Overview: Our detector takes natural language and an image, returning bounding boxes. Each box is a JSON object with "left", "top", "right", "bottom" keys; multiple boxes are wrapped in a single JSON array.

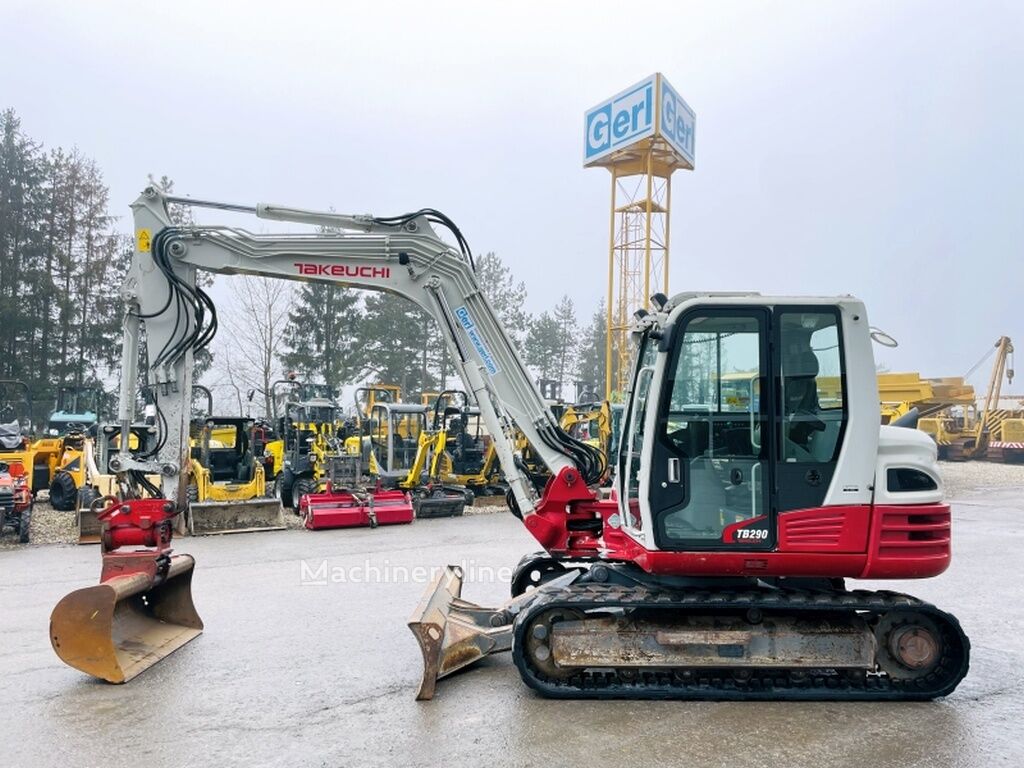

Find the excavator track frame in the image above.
[{"left": 511, "top": 582, "right": 969, "bottom": 700}]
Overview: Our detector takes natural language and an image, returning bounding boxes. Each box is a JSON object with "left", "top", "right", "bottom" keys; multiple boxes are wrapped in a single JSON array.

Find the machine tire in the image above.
[
  {"left": 291, "top": 477, "right": 317, "bottom": 512},
  {"left": 77, "top": 486, "right": 98, "bottom": 512},
  {"left": 49, "top": 471, "right": 78, "bottom": 512},
  {"left": 278, "top": 469, "right": 295, "bottom": 509},
  {"left": 18, "top": 502, "right": 31, "bottom": 543}
]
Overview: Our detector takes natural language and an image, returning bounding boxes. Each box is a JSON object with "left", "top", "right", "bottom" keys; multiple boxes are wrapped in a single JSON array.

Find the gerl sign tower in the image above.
[{"left": 584, "top": 73, "right": 695, "bottom": 398}]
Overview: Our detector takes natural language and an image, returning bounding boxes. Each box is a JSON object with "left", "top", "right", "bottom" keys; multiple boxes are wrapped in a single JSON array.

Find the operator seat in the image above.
[{"left": 783, "top": 342, "right": 824, "bottom": 452}]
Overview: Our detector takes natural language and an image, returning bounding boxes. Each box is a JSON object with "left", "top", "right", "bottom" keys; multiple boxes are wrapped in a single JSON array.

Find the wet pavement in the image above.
[{"left": 1, "top": 485, "right": 1022, "bottom": 768}]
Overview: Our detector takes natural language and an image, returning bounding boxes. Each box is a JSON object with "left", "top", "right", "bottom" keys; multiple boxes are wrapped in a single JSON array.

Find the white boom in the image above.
[{"left": 115, "top": 187, "right": 601, "bottom": 516}]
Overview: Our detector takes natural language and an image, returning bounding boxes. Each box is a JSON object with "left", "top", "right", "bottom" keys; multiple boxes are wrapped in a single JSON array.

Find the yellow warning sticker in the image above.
[{"left": 136, "top": 228, "right": 152, "bottom": 253}]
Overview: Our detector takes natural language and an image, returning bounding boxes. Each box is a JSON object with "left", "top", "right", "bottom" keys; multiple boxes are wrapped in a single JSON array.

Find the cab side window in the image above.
[{"left": 778, "top": 311, "right": 846, "bottom": 463}]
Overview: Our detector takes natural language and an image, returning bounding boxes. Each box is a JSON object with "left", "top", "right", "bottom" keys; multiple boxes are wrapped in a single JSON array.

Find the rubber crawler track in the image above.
[{"left": 512, "top": 584, "right": 970, "bottom": 700}]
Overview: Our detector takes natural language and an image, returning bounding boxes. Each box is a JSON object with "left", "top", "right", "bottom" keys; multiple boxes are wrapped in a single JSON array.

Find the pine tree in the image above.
[
  {"left": 0, "top": 110, "right": 151, "bottom": 421},
  {"left": 0, "top": 109, "right": 46, "bottom": 390},
  {"left": 551, "top": 295, "right": 578, "bottom": 387},
  {"left": 279, "top": 282, "right": 366, "bottom": 392},
  {"left": 357, "top": 293, "right": 439, "bottom": 396},
  {"left": 474, "top": 251, "right": 529, "bottom": 348},
  {"left": 526, "top": 311, "right": 562, "bottom": 381},
  {"left": 575, "top": 300, "right": 607, "bottom": 400}
]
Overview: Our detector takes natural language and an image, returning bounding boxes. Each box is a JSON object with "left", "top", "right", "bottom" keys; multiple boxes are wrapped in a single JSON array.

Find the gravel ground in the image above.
[
  {"left": 1, "top": 462, "right": 1014, "bottom": 550},
  {"left": 0, "top": 494, "right": 73, "bottom": 551},
  {"left": 938, "top": 459, "right": 1024, "bottom": 500}
]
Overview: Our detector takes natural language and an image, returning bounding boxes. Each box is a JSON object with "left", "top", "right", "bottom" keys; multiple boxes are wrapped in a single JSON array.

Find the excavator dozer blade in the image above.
[
  {"left": 408, "top": 565, "right": 578, "bottom": 700},
  {"left": 408, "top": 565, "right": 510, "bottom": 700},
  {"left": 49, "top": 554, "right": 203, "bottom": 683},
  {"left": 188, "top": 498, "right": 285, "bottom": 535}
]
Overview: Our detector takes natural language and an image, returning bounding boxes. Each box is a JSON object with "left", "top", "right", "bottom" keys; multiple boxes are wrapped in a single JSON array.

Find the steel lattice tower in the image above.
[{"left": 584, "top": 73, "right": 695, "bottom": 399}]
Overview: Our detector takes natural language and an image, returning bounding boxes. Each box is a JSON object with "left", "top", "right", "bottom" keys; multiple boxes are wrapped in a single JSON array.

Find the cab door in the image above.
[{"left": 648, "top": 309, "right": 775, "bottom": 550}]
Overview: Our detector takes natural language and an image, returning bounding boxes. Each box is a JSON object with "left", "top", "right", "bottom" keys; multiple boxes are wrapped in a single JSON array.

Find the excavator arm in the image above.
[
  {"left": 51, "top": 185, "right": 604, "bottom": 685},
  {"left": 116, "top": 186, "right": 602, "bottom": 518}
]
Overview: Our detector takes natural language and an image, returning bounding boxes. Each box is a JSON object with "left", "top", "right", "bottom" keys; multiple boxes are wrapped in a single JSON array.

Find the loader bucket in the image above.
[
  {"left": 76, "top": 507, "right": 102, "bottom": 544},
  {"left": 49, "top": 554, "right": 203, "bottom": 683},
  {"left": 188, "top": 498, "right": 285, "bottom": 535}
]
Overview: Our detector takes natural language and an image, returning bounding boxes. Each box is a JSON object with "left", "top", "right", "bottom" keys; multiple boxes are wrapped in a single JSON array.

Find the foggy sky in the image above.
[{"left": 3, "top": 0, "right": 1022, "bottom": 391}]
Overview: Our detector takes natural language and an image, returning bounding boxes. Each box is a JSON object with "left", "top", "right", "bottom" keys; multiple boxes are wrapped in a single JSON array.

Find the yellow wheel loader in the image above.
[{"left": 274, "top": 394, "right": 349, "bottom": 510}]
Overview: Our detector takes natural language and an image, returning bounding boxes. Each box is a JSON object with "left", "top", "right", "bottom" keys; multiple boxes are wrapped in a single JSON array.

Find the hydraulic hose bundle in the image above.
[{"left": 131, "top": 227, "right": 218, "bottom": 466}]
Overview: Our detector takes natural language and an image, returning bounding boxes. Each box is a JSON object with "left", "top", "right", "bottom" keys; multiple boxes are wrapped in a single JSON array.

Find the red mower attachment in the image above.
[
  {"left": 49, "top": 497, "right": 203, "bottom": 683},
  {"left": 300, "top": 483, "right": 415, "bottom": 530}
]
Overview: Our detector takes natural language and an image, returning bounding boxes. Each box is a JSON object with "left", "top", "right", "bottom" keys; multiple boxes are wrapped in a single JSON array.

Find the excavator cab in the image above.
[
  {"left": 46, "top": 385, "right": 102, "bottom": 436},
  {"left": 367, "top": 403, "right": 427, "bottom": 481},
  {"left": 428, "top": 391, "right": 502, "bottom": 495},
  {"left": 622, "top": 307, "right": 850, "bottom": 549}
]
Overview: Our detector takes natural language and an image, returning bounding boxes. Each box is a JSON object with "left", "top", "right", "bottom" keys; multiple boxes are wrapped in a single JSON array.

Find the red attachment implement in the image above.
[{"left": 300, "top": 483, "right": 414, "bottom": 530}]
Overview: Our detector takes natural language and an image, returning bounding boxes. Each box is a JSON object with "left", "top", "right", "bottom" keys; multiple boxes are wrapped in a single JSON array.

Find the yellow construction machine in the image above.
[
  {"left": 990, "top": 405, "right": 1024, "bottom": 462},
  {"left": 877, "top": 372, "right": 976, "bottom": 426},
  {"left": 186, "top": 415, "right": 284, "bottom": 534},
  {"left": 425, "top": 390, "right": 504, "bottom": 495},
  {"left": 0, "top": 380, "right": 53, "bottom": 497},
  {"left": 273, "top": 391, "right": 350, "bottom": 509},
  {"left": 918, "top": 337, "right": 1014, "bottom": 460},
  {"left": 351, "top": 388, "right": 469, "bottom": 516},
  {"left": 30, "top": 386, "right": 104, "bottom": 510}
]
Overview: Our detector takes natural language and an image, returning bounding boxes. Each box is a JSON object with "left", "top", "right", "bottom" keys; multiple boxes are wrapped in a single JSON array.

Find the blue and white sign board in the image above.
[
  {"left": 658, "top": 76, "right": 695, "bottom": 166},
  {"left": 584, "top": 73, "right": 695, "bottom": 169}
]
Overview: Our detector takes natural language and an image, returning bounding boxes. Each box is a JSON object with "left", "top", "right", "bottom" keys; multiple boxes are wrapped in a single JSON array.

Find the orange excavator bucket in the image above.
[
  {"left": 50, "top": 498, "right": 203, "bottom": 683},
  {"left": 50, "top": 554, "right": 202, "bottom": 683}
]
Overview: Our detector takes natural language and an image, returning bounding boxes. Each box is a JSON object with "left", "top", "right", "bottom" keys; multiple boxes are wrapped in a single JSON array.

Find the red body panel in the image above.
[
  {"left": 93, "top": 497, "right": 180, "bottom": 583},
  {"left": 776, "top": 506, "right": 871, "bottom": 553},
  {"left": 525, "top": 468, "right": 951, "bottom": 581},
  {"left": 301, "top": 488, "right": 414, "bottom": 530},
  {"left": 859, "top": 503, "right": 951, "bottom": 579}
]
